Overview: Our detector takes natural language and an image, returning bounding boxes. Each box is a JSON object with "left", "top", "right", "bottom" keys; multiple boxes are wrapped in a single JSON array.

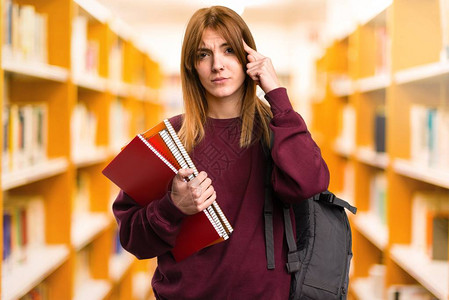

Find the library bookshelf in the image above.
[
  {"left": 312, "top": 0, "right": 449, "bottom": 299},
  {"left": 1, "top": 0, "right": 163, "bottom": 299}
]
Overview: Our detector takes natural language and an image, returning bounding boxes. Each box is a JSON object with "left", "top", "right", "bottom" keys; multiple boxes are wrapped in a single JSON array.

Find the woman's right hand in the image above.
[{"left": 171, "top": 168, "right": 216, "bottom": 215}]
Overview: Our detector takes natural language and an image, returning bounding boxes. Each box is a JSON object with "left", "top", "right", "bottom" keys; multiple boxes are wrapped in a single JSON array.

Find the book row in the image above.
[
  {"left": 2, "top": 0, "right": 48, "bottom": 63},
  {"left": 335, "top": 104, "right": 386, "bottom": 154},
  {"left": 2, "top": 103, "right": 48, "bottom": 174},
  {"left": 71, "top": 102, "right": 98, "bottom": 161},
  {"left": 411, "top": 190, "right": 449, "bottom": 261},
  {"left": 3, "top": 195, "right": 45, "bottom": 272},
  {"left": 71, "top": 15, "right": 101, "bottom": 79},
  {"left": 410, "top": 104, "right": 449, "bottom": 171}
]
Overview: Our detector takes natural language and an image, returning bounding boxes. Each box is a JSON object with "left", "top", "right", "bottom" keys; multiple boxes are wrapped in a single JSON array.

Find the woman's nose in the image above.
[{"left": 212, "top": 56, "right": 225, "bottom": 72}]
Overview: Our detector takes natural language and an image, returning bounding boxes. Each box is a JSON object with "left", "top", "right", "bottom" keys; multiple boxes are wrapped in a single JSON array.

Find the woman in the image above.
[{"left": 113, "top": 6, "right": 329, "bottom": 299}]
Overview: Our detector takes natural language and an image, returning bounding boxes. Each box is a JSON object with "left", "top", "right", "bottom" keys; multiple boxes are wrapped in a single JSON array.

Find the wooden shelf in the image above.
[
  {"left": 2, "top": 245, "right": 70, "bottom": 300},
  {"left": 331, "top": 77, "right": 354, "bottom": 97},
  {"left": 2, "top": 59, "right": 69, "bottom": 82},
  {"left": 71, "top": 212, "right": 111, "bottom": 251},
  {"left": 394, "top": 61, "right": 449, "bottom": 85},
  {"left": 355, "top": 147, "right": 389, "bottom": 169},
  {"left": 72, "top": 147, "right": 110, "bottom": 168},
  {"left": 356, "top": 73, "right": 391, "bottom": 93},
  {"left": 393, "top": 159, "right": 449, "bottom": 189},
  {"left": 73, "top": 0, "right": 111, "bottom": 24},
  {"left": 352, "top": 212, "right": 388, "bottom": 251},
  {"left": 73, "top": 74, "right": 108, "bottom": 92},
  {"left": 334, "top": 139, "right": 355, "bottom": 158},
  {"left": 314, "top": 0, "right": 449, "bottom": 298},
  {"left": 108, "top": 81, "right": 130, "bottom": 97},
  {"left": 356, "top": 0, "right": 393, "bottom": 26},
  {"left": 390, "top": 245, "right": 448, "bottom": 299},
  {"left": 2, "top": 158, "right": 69, "bottom": 190},
  {"left": 73, "top": 279, "right": 111, "bottom": 300}
]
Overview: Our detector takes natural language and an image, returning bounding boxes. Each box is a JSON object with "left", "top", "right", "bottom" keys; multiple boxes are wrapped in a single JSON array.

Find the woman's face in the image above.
[{"left": 195, "top": 28, "right": 246, "bottom": 103}]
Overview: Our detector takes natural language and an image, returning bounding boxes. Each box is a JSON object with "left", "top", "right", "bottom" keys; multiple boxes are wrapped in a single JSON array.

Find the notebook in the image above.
[{"left": 102, "top": 119, "right": 233, "bottom": 261}]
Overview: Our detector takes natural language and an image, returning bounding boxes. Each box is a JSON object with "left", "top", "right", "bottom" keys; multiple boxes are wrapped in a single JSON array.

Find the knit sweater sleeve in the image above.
[
  {"left": 112, "top": 190, "right": 187, "bottom": 259},
  {"left": 265, "top": 87, "right": 330, "bottom": 203}
]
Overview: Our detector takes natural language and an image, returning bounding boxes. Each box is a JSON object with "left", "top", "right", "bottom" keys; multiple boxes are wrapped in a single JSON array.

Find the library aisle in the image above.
[
  {"left": 2, "top": 0, "right": 162, "bottom": 299},
  {"left": 313, "top": 0, "right": 449, "bottom": 299},
  {"left": 1, "top": 0, "right": 449, "bottom": 299}
]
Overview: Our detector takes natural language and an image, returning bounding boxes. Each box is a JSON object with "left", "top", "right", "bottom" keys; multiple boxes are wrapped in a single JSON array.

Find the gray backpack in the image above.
[{"left": 263, "top": 145, "right": 357, "bottom": 299}]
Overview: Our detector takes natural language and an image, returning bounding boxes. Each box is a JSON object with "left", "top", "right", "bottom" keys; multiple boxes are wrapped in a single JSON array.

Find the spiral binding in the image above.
[
  {"left": 162, "top": 119, "right": 234, "bottom": 236},
  {"left": 159, "top": 130, "right": 189, "bottom": 170},
  {"left": 159, "top": 124, "right": 229, "bottom": 240}
]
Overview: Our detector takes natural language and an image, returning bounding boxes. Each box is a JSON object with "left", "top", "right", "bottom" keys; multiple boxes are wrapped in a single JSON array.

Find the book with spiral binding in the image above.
[{"left": 102, "top": 119, "right": 233, "bottom": 261}]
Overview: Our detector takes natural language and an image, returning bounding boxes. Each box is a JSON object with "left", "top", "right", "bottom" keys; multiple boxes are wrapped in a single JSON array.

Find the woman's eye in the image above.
[
  {"left": 225, "top": 47, "right": 234, "bottom": 54},
  {"left": 198, "top": 52, "right": 208, "bottom": 59}
]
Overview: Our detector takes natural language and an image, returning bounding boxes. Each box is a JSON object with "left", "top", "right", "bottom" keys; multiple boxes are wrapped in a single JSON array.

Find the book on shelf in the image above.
[
  {"left": 411, "top": 191, "right": 449, "bottom": 260},
  {"left": 109, "top": 39, "right": 123, "bottom": 83},
  {"left": 368, "top": 264, "right": 386, "bottom": 299},
  {"left": 3, "top": 195, "right": 45, "bottom": 272},
  {"left": 71, "top": 103, "right": 98, "bottom": 160},
  {"left": 71, "top": 15, "right": 99, "bottom": 79},
  {"left": 109, "top": 99, "right": 130, "bottom": 153},
  {"left": 370, "top": 171, "right": 387, "bottom": 225},
  {"left": 74, "top": 246, "right": 92, "bottom": 291},
  {"left": 427, "top": 213, "right": 448, "bottom": 260},
  {"left": 409, "top": 105, "right": 449, "bottom": 170},
  {"left": 102, "top": 119, "right": 233, "bottom": 261},
  {"left": 374, "top": 107, "right": 386, "bottom": 153},
  {"left": 3, "top": 103, "right": 48, "bottom": 173},
  {"left": 2, "top": 1, "right": 48, "bottom": 63},
  {"left": 335, "top": 104, "right": 356, "bottom": 152},
  {"left": 73, "top": 171, "right": 90, "bottom": 216}
]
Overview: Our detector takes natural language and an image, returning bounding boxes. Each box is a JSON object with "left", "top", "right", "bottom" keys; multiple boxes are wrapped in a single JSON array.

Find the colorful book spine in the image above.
[
  {"left": 2, "top": 195, "right": 45, "bottom": 270},
  {"left": 3, "top": 103, "right": 48, "bottom": 173},
  {"left": 411, "top": 191, "right": 449, "bottom": 260},
  {"left": 3, "top": 2, "right": 47, "bottom": 62},
  {"left": 410, "top": 105, "right": 449, "bottom": 170}
]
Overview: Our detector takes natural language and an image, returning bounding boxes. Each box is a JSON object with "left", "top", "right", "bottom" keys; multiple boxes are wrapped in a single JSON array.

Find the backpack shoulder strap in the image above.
[
  {"left": 283, "top": 205, "right": 300, "bottom": 273},
  {"left": 262, "top": 133, "right": 275, "bottom": 270},
  {"left": 317, "top": 191, "right": 357, "bottom": 215},
  {"left": 262, "top": 132, "right": 300, "bottom": 272}
]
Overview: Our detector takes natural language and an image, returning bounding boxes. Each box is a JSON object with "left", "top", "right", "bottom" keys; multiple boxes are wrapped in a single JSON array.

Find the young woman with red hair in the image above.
[{"left": 113, "top": 6, "right": 329, "bottom": 299}]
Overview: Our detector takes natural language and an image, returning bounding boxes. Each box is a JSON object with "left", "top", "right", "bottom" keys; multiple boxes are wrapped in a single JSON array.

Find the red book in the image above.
[{"left": 103, "top": 120, "right": 233, "bottom": 261}]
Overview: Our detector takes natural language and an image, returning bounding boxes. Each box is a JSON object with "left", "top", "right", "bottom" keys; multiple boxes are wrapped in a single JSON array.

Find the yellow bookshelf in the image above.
[
  {"left": 313, "top": 1, "right": 449, "bottom": 299},
  {"left": 1, "top": 0, "right": 164, "bottom": 299}
]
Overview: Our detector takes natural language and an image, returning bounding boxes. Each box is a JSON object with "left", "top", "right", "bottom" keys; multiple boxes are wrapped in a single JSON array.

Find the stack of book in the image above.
[{"left": 103, "top": 119, "right": 233, "bottom": 261}]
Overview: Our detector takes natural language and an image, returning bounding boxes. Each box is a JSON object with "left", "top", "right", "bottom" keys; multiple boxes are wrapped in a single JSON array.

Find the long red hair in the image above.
[{"left": 178, "top": 6, "right": 272, "bottom": 152}]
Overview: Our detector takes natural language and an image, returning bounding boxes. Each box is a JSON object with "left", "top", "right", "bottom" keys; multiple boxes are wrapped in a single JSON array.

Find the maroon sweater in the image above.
[{"left": 112, "top": 88, "right": 329, "bottom": 299}]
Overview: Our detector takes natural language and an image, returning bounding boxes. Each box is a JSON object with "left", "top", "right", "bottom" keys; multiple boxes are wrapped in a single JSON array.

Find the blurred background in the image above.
[{"left": 1, "top": 0, "right": 448, "bottom": 299}]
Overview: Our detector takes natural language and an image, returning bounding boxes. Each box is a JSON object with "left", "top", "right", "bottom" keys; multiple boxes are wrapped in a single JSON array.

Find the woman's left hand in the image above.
[{"left": 243, "top": 40, "right": 281, "bottom": 94}]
